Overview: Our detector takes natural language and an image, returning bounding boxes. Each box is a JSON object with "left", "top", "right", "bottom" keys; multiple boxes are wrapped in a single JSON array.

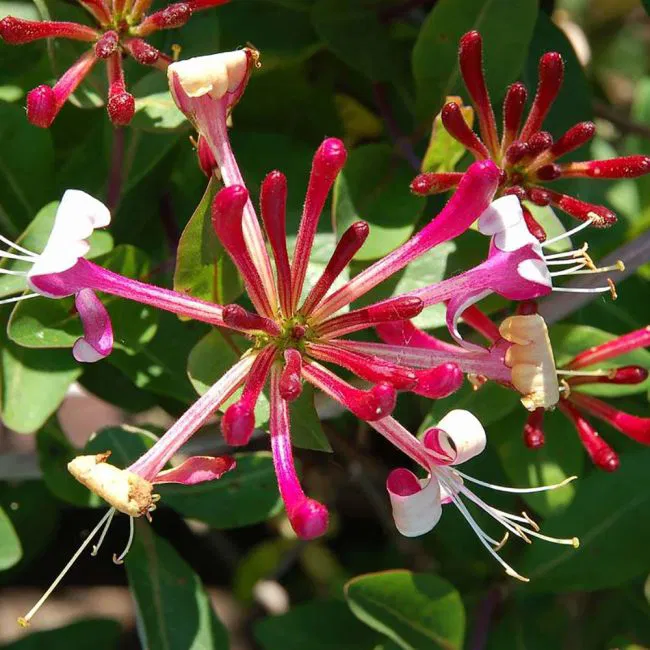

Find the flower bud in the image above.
[
  {"left": 26, "top": 85, "right": 57, "bottom": 128},
  {"left": 107, "top": 91, "right": 135, "bottom": 126}
]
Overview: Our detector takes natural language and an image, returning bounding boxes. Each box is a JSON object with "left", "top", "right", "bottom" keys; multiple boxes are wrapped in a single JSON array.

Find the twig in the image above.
[
  {"left": 593, "top": 100, "right": 650, "bottom": 140},
  {"left": 539, "top": 228, "right": 650, "bottom": 324},
  {"left": 106, "top": 127, "right": 126, "bottom": 212}
]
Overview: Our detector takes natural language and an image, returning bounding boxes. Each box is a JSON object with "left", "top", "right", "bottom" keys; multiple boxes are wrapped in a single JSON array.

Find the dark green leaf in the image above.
[
  {"left": 0, "top": 503, "right": 21, "bottom": 571},
  {"left": 84, "top": 425, "right": 155, "bottom": 467},
  {"left": 289, "top": 384, "right": 332, "bottom": 452},
  {"left": 0, "top": 619, "right": 121, "bottom": 650},
  {"left": 412, "top": 0, "right": 538, "bottom": 119},
  {"left": 160, "top": 452, "right": 283, "bottom": 528},
  {"left": 0, "top": 320, "right": 82, "bottom": 434},
  {"left": 333, "top": 144, "right": 424, "bottom": 261},
  {"left": 125, "top": 524, "right": 229, "bottom": 650},
  {"left": 312, "top": 0, "right": 406, "bottom": 83},
  {"left": 519, "top": 449, "right": 650, "bottom": 592},
  {"left": 174, "top": 177, "right": 243, "bottom": 306},
  {"left": 345, "top": 570, "right": 465, "bottom": 650},
  {"left": 131, "top": 72, "right": 188, "bottom": 132},
  {"left": 0, "top": 102, "right": 54, "bottom": 232},
  {"left": 255, "top": 599, "right": 387, "bottom": 650}
]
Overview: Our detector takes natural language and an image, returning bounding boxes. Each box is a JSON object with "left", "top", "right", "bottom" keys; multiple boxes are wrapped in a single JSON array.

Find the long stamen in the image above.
[
  {"left": 0, "top": 236, "right": 38, "bottom": 257},
  {"left": 0, "top": 268, "right": 27, "bottom": 276},
  {"left": 455, "top": 469, "right": 577, "bottom": 493},
  {"left": 551, "top": 261, "right": 624, "bottom": 277},
  {"left": 0, "top": 293, "right": 39, "bottom": 305},
  {"left": 542, "top": 217, "right": 594, "bottom": 247},
  {"left": 18, "top": 509, "right": 115, "bottom": 627},
  {"left": 543, "top": 243, "right": 589, "bottom": 260},
  {"left": 91, "top": 508, "right": 117, "bottom": 556},
  {"left": 113, "top": 516, "right": 135, "bottom": 565}
]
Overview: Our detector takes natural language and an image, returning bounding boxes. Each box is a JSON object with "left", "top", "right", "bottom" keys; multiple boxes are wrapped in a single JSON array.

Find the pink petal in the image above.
[
  {"left": 72, "top": 288, "right": 113, "bottom": 363},
  {"left": 153, "top": 455, "right": 236, "bottom": 485}
]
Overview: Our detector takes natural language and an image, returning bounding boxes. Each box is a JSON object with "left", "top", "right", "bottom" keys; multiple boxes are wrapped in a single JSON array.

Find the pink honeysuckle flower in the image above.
[
  {"left": 372, "top": 409, "right": 578, "bottom": 582},
  {"left": 410, "top": 30, "right": 650, "bottom": 238},
  {"left": 18, "top": 450, "right": 235, "bottom": 627},
  {"left": 1, "top": 133, "right": 504, "bottom": 544},
  {"left": 528, "top": 326, "right": 650, "bottom": 471},
  {"left": 0, "top": 0, "right": 229, "bottom": 127},
  {"left": 367, "top": 195, "right": 622, "bottom": 351}
]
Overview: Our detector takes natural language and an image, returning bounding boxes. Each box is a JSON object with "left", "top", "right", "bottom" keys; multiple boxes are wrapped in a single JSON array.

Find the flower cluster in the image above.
[
  {"left": 410, "top": 31, "right": 650, "bottom": 239},
  {"left": 1, "top": 52, "right": 587, "bottom": 622},
  {"left": 0, "top": 0, "right": 228, "bottom": 126}
]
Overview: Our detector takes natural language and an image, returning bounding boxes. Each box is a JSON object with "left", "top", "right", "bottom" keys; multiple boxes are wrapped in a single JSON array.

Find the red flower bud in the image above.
[
  {"left": 544, "top": 189, "right": 617, "bottom": 227},
  {"left": 521, "top": 205, "right": 546, "bottom": 242},
  {"left": 94, "top": 30, "right": 119, "bottom": 59},
  {"left": 550, "top": 121, "right": 595, "bottom": 159},
  {"left": 196, "top": 135, "right": 217, "bottom": 177},
  {"left": 0, "top": 16, "right": 98, "bottom": 44},
  {"left": 505, "top": 141, "right": 528, "bottom": 165},
  {"left": 535, "top": 163, "right": 561, "bottom": 181},
  {"left": 26, "top": 85, "right": 57, "bottom": 128},
  {"left": 107, "top": 91, "right": 135, "bottom": 126},
  {"left": 527, "top": 187, "right": 551, "bottom": 207},
  {"left": 502, "top": 82, "right": 528, "bottom": 146},
  {"left": 523, "top": 408, "right": 545, "bottom": 448},
  {"left": 409, "top": 172, "right": 463, "bottom": 195},
  {"left": 441, "top": 101, "right": 489, "bottom": 160},
  {"left": 527, "top": 131, "right": 553, "bottom": 157},
  {"left": 561, "top": 156, "right": 650, "bottom": 180}
]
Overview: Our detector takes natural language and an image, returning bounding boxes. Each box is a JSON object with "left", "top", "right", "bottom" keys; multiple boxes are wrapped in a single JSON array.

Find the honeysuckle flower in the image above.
[
  {"left": 374, "top": 409, "right": 578, "bottom": 582},
  {"left": 0, "top": 0, "right": 229, "bottom": 126},
  {"left": 1, "top": 134, "right": 506, "bottom": 543},
  {"left": 18, "top": 450, "right": 235, "bottom": 627},
  {"left": 410, "top": 30, "right": 650, "bottom": 238},
  {"left": 369, "top": 195, "right": 621, "bottom": 353},
  {"left": 526, "top": 326, "right": 650, "bottom": 471}
]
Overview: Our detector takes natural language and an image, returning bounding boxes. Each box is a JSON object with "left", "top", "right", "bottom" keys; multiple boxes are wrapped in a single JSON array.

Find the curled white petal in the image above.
[
  {"left": 27, "top": 190, "right": 111, "bottom": 281},
  {"left": 167, "top": 51, "right": 248, "bottom": 99},
  {"left": 432, "top": 409, "right": 487, "bottom": 465},
  {"left": 387, "top": 474, "right": 442, "bottom": 537}
]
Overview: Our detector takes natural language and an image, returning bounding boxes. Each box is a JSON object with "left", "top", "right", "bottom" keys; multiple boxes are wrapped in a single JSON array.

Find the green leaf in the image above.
[
  {"left": 345, "top": 570, "right": 465, "bottom": 650},
  {"left": 0, "top": 200, "right": 113, "bottom": 299},
  {"left": 519, "top": 449, "right": 650, "bottom": 592},
  {"left": 0, "top": 619, "right": 122, "bottom": 650},
  {"left": 220, "top": 0, "right": 318, "bottom": 70},
  {"left": 125, "top": 523, "right": 229, "bottom": 650},
  {"left": 492, "top": 409, "right": 584, "bottom": 518},
  {"left": 160, "top": 452, "right": 283, "bottom": 529},
  {"left": 0, "top": 503, "right": 21, "bottom": 571},
  {"left": 110, "top": 311, "right": 201, "bottom": 403},
  {"left": 187, "top": 329, "right": 268, "bottom": 425},
  {"left": 550, "top": 324, "right": 650, "bottom": 398},
  {"left": 289, "top": 384, "right": 332, "bottom": 452},
  {"left": 312, "top": 0, "right": 406, "bottom": 83},
  {"left": 37, "top": 424, "right": 96, "bottom": 508},
  {"left": 85, "top": 425, "right": 155, "bottom": 467},
  {"left": 333, "top": 144, "right": 424, "bottom": 261},
  {"left": 412, "top": 0, "right": 538, "bottom": 119},
  {"left": 174, "top": 176, "right": 243, "bottom": 306},
  {"left": 255, "top": 599, "right": 387, "bottom": 650},
  {"left": 0, "top": 321, "right": 82, "bottom": 434},
  {"left": 131, "top": 72, "right": 188, "bottom": 132},
  {"left": 0, "top": 102, "right": 54, "bottom": 232},
  {"left": 8, "top": 245, "right": 157, "bottom": 353}
]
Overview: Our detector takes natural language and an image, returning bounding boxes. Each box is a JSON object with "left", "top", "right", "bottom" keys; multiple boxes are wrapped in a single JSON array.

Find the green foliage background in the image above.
[{"left": 0, "top": 0, "right": 649, "bottom": 648}]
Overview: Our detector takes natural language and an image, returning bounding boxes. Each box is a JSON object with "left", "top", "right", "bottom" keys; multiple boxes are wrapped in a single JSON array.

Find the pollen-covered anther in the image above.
[
  {"left": 68, "top": 453, "right": 155, "bottom": 517},
  {"left": 499, "top": 315, "right": 559, "bottom": 411}
]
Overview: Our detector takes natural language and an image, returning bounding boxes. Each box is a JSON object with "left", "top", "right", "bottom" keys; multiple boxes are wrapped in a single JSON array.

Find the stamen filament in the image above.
[
  {"left": 542, "top": 218, "right": 594, "bottom": 247},
  {"left": 454, "top": 469, "right": 577, "bottom": 493},
  {"left": 0, "top": 268, "right": 28, "bottom": 276},
  {"left": 543, "top": 243, "right": 589, "bottom": 260},
  {"left": 18, "top": 508, "right": 115, "bottom": 627},
  {"left": 0, "top": 234, "right": 38, "bottom": 257},
  {"left": 91, "top": 507, "right": 116, "bottom": 556},
  {"left": 113, "top": 516, "right": 135, "bottom": 564},
  {"left": 0, "top": 250, "right": 37, "bottom": 262},
  {"left": 0, "top": 293, "right": 39, "bottom": 305}
]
